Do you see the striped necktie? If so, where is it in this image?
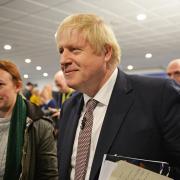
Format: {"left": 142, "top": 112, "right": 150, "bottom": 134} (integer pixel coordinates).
{"left": 74, "top": 99, "right": 98, "bottom": 180}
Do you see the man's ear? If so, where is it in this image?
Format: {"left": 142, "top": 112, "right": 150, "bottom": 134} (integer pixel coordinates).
{"left": 104, "top": 44, "right": 112, "bottom": 62}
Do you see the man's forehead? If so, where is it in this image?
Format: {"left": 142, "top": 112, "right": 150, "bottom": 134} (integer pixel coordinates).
{"left": 170, "top": 62, "right": 180, "bottom": 69}
{"left": 59, "top": 30, "right": 87, "bottom": 46}
{"left": 167, "top": 67, "right": 180, "bottom": 75}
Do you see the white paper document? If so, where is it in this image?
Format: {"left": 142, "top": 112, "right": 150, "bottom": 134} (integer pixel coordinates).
{"left": 99, "top": 160, "right": 173, "bottom": 180}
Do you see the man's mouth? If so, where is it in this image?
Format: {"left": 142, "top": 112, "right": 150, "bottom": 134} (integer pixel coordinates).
{"left": 64, "top": 69, "right": 78, "bottom": 74}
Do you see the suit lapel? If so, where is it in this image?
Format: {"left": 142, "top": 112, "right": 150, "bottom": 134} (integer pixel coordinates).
{"left": 60, "top": 94, "right": 84, "bottom": 179}
{"left": 90, "top": 70, "right": 134, "bottom": 180}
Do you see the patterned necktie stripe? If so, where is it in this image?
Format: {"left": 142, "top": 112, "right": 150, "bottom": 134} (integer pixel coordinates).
{"left": 74, "top": 99, "right": 98, "bottom": 180}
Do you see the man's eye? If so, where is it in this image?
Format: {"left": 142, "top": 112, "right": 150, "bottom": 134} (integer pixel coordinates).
{"left": 167, "top": 73, "right": 171, "bottom": 77}
{"left": 0, "top": 82, "right": 5, "bottom": 86}
{"left": 59, "top": 48, "right": 64, "bottom": 54}
{"left": 71, "top": 48, "right": 81, "bottom": 53}
{"left": 174, "top": 71, "right": 180, "bottom": 76}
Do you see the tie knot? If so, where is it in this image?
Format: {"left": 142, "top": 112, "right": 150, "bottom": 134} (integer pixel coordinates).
{"left": 86, "top": 99, "right": 98, "bottom": 111}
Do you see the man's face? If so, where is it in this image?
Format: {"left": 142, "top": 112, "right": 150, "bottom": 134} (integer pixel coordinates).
{"left": 167, "top": 62, "right": 180, "bottom": 84}
{"left": 0, "top": 69, "right": 20, "bottom": 116}
{"left": 55, "top": 78, "right": 68, "bottom": 93}
{"left": 58, "top": 31, "right": 110, "bottom": 95}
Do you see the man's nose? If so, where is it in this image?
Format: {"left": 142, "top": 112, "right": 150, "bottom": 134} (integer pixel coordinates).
{"left": 60, "top": 49, "right": 71, "bottom": 65}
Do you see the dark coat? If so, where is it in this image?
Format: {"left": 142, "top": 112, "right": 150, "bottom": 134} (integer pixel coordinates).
{"left": 57, "top": 69, "right": 180, "bottom": 180}
{"left": 20, "top": 101, "right": 58, "bottom": 180}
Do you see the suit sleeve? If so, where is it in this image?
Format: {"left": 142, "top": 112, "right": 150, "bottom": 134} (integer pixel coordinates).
{"left": 159, "top": 79, "right": 180, "bottom": 179}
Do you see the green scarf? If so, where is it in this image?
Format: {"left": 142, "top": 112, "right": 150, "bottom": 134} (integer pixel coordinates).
{"left": 4, "top": 94, "right": 27, "bottom": 180}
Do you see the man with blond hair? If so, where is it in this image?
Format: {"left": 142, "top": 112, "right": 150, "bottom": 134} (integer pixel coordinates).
{"left": 55, "top": 13, "right": 180, "bottom": 180}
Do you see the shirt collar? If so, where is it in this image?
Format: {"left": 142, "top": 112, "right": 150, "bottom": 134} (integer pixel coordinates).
{"left": 83, "top": 68, "right": 118, "bottom": 106}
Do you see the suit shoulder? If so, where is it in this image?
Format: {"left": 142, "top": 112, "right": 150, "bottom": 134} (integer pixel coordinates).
{"left": 129, "top": 73, "right": 165, "bottom": 83}
{"left": 126, "top": 73, "right": 180, "bottom": 95}
{"left": 127, "top": 74, "right": 168, "bottom": 88}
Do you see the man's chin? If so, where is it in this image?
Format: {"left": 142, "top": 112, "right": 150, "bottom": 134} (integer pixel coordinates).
{"left": 67, "top": 81, "right": 78, "bottom": 90}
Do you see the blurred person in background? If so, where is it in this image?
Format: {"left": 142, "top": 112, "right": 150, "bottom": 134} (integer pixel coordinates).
{"left": 49, "top": 70, "right": 75, "bottom": 118}
{"left": 30, "top": 88, "right": 42, "bottom": 106}
{"left": 53, "top": 70, "right": 74, "bottom": 109}
{"left": 167, "top": 59, "right": 180, "bottom": 84}
{"left": 22, "top": 82, "right": 35, "bottom": 100}
{"left": 0, "top": 60, "right": 58, "bottom": 180}
{"left": 40, "top": 84, "right": 58, "bottom": 127}
{"left": 41, "top": 84, "right": 57, "bottom": 111}
{"left": 49, "top": 70, "right": 75, "bottom": 137}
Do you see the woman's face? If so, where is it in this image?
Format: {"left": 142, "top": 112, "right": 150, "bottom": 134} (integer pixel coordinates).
{"left": 0, "top": 69, "right": 21, "bottom": 117}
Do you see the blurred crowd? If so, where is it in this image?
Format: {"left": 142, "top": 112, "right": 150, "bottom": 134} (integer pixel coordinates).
{"left": 22, "top": 70, "right": 76, "bottom": 137}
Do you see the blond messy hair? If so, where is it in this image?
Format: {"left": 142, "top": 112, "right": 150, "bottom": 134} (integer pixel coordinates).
{"left": 56, "top": 13, "right": 121, "bottom": 68}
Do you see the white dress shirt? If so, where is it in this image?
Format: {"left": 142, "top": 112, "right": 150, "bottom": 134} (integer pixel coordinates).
{"left": 70, "top": 68, "right": 118, "bottom": 180}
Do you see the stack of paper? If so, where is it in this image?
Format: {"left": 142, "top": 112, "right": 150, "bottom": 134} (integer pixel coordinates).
{"left": 99, "top": 155, "right": 172, "bottom": 180}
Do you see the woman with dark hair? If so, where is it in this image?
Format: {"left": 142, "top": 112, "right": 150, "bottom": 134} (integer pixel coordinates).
{"left": 0, "top": 60, "right": 58, "bottom": 180}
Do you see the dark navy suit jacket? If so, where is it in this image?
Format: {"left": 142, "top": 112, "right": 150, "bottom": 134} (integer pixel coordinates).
{"left": 57, "top": 69, "right": 180, "bottom": 180}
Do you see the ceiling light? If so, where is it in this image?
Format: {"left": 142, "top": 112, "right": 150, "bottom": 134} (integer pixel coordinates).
{"left": 3, "top": 44, "right": 12, "bottom": 50}
{"left": 23, "top": 74, "right": 29, "bottom": 79}
{"left": 54, "top": 32, "right": 57, "bottom": 38}
{"left": 136, "top": 14, "right": 146, "bottom": 21}
{"left": 36, "top": 66, "right": 42, "bottom": 70}
{"left": 145, "top": 53, "right": 152, "bottom": 59}
{"left": 25, "top": 58, "right": 31, "bottom": 63}
{"left": 127, "top": 65, "right": 134, "bottom": 70}
{"left": 43, "top": 72, "right": 48, "bottom": 77}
